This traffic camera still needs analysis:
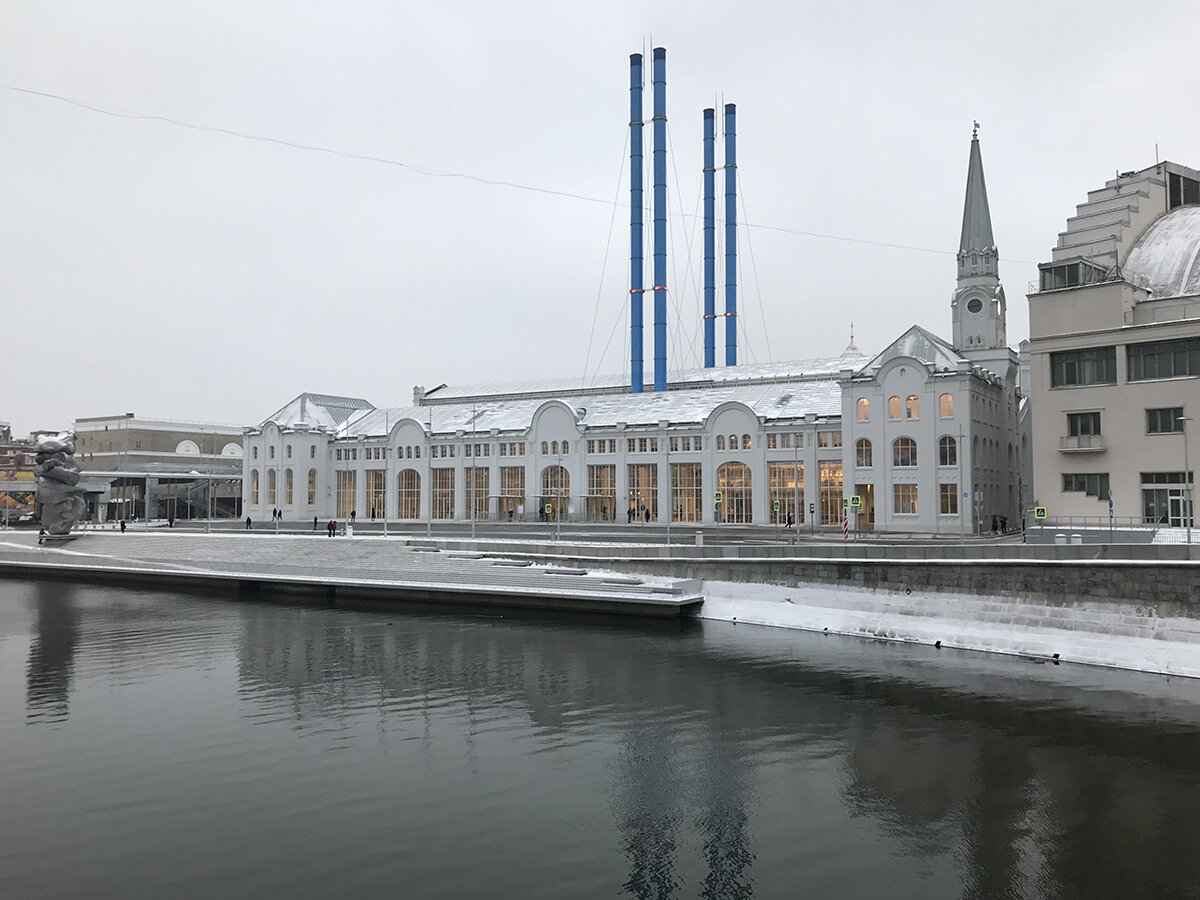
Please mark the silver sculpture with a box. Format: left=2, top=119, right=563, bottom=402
left=35, top=432, right=86, bottom=536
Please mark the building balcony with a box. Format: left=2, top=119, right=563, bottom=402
left=1059, top=434, right=1107, bottom=452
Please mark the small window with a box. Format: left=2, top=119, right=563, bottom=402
left=856, top=398, right=869, bottom=421
left=415, top=446, right=421, bottom=459
left=717, top=434, right=726, bottom=451
left=939, top=436, right=957, bottom=467
left=286, top=445, right=293, bottom=459
left=906, top=395, right=919, bottom=419
left=1067, top=412, right=1102, bottom=437
left=939, top=393, right=954, bottom=418
left=729, top=434, right=738, bottom=451
left=269, top=446, right=275, bottom=459
left=1147, top=407, right=1185, bottom=434
left=310, top=445, right=316, bottom=459
left=551, top=441, right=558, bottom=454
left=742, top=434, right=751, bottom=451
left=856, top=439, right=872, bottom=467
left=562, top=440, right=569, bottom=455
left=888, top=396, right=902, bottom=420
left=542, top=441, right=549, bottom=455
left=766, top=434, right=777, bottom=450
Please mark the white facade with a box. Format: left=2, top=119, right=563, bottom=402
left=1027, top=162, right=1200, bottom=526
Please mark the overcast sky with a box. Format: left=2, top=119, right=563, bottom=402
left=4, top=0, right=1198, bottom=436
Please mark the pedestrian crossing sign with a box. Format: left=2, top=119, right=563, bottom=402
left=849, top=495, right=862, bottom=508
left=1034, top=506, right=1047, bottom=520
left=773, top=500, right=780, bottom=511
left=714, top=491, right=723, bottom=503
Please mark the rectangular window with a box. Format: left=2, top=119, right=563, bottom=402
left=767, top=434, right=777, bottom=450
left=365, top=469, right=386, bottom=519
left=587, top=464, right=616, bottom=520
left=307, top=469, right=317, bottom=505
left=499, top=466, right=524, bottom=520
left=819, top=461, right=843, bottom=525
left=627, top=463, right=658, bottom=521
left=649, top=438, right=658, bottom=452
left=894, top=483, right=918, bottom=515
left=794, top=433, right=804, bottom=450
left=939, top=483, right=958, bottom=515
left=780, top=433, right=791, bottom=449
left=466, top=467, right=488, bottom=520
left=500, top=443, right=508, bottom=456
left=335, top=470, right=356, bottom=518
left=670, top=462, right=703, bottom=522
left=1147, top=407, right=1185, bottom=434
left=1067, top=411, right=1102, bottom=436
left=587, top=440, right=595, bottom=454
left=1062, top=472, right=1110, bottom=497
left=336, top=449, right=343, bottom=461
left=1128, top=338, right=1200, bottom=381
left=692, top=437, right=701, bottom=451
left=769, top=461, right=804, bottom=524
left=669, top=436, right=679, bottom=452
left=1050, top=346, right=1117, bottom=387
left=432, top=468, right=455, bottom=519
left=628, top=438, right=636, bottom=454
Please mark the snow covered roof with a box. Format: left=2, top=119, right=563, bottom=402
left=343, top=377, right=844, bottom=439
left=421, top=354, right=870, bottom=403
left=262, top=393, right=374, bottom=430
left=858, top=325, right=965, bottom=375
left=1124, top=205, right=1200, bottom=299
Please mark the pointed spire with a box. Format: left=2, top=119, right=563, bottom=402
left=959, top=123, right=995, bottom=254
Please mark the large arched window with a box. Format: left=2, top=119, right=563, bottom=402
left=716, top=434, right=726, bottom=451
left=284, top=468, right=294, bottom=505
left=717, top=462, right=752, bottom=523
left=939, top=436, right=957, bottom=467
left=397, top=469, right=420, bottom=519
left=250, top=469, right=260, bottom=505
left=267, top=469, right=277, bottom=505
left=888, top=396, right=902, bottom=420
left=893, top=437, right=918, bottom=467
left=540, top=465, right=570, bottom=520
left=856, top=438, right=873, bottom=468
left=856, top=398, right=870, bottom=421
left=939, top=393, right=954, bottom=417
left=307, top=468, right=317, bottom=505
left=906, top=395, right=920, bottom=419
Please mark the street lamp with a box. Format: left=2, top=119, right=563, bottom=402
left=1180, top=415, right=1192, bottom=553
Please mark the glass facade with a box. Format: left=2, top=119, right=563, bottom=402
left=717, top=462, right=751, bottom=524
left=397, top=469, right=420, bottom=519
left=819, top=461, right=843, bottom=525
left=499, top=466, right=524, bottom=520
left=365, top=469, right=386, bottom=519
left=627, top=463, right=657, bottom=521
left=540, top=465, right=569, bottom=520
left=432, top=468, right=455, bottom=519
left=466, top=467, right=489, bottom=520
left=587, top=464, right=616, bottom=521
left=670, top=462, right=702, bottom=522
left=768, top=461, right=803, bottom=524
left=335, top=470, right=355, bottom=518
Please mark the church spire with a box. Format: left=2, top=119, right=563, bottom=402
left=959, top=122, right=996, bottom=260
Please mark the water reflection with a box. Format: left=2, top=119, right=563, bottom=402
left=25, top=581, right=80, bottom=722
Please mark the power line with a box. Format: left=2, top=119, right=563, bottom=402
left=3, top=83, right=1042, bottom=265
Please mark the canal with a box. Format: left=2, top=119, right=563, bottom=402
left=2, top=578, right=1200, bottom=899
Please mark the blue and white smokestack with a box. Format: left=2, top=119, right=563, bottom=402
left=652, top=47, right=668, bottom=392
left=703, top=108, right=716, bottom=368
left=723, top=102, right=737, bottom=367
left=629, top=53, right=644, bottom=394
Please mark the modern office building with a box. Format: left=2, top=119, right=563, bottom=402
left=1027, top=161, right=1200, bottom=526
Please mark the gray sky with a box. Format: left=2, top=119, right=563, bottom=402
left=4, top=0, right=1198, bottom=436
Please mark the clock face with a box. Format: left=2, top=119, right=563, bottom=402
left=967, top=298, right=983, bottom=314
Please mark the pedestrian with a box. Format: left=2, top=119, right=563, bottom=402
left=508, top=508, right=514, bottom=522
left=991, top=514, right=998, bottom=534
left=327, top=519, right=336, bottom=537
left=786, top=512, right=794, bottom=529
left=644, top=508, right=650, bottom=523
left=120, top=519, right=127, bottom=534
left=245, top=516, right=251, bottom=530
left=1000, top=515, right=1008, bottom=534
left=627, top=507, right=634, bottom=524
left=168, top=514, right=174, bottom=528
left=313, top=516, right=318, bottom=531
left=350, top=510, right=356, bottom=525
left=370, top=506, right=376, bottom=521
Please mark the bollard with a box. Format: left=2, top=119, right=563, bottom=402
left=695, top=532, right=704, bottom=547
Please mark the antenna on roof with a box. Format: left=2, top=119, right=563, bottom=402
left=1155, top=142, right=1160, bottom=165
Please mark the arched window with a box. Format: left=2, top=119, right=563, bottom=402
left=717, top=462, right=752, bottom=524
left=267, top=469, right=277, bottom=505
left=541, top=441, right=549, bottom=455
left=415, top=446, right=421, bottom=459
left=939, top=436, right=957, bottom=467
left=906, top=395, right=919, bottom=419
left=252, top=446, right=258, bottom=460
left=888, top=396, right=901, bottom=420
left=175, top=440, right=200, bottom=455
left=716, top=434, right=726, bottom=451
left=856, top=398, right=870, bottom=421
left=269, top=445, right=275, bottom=459
left=309, top=445, right=316, bottom=459
left=551, top=441, right=559, bottom=455
left=397, top=469, right=420, bottom=519
left=284, top=468, right=294, bottom=505
left=406, top=446, right=412, bottom=459
left=893, top=437, right=918, bottom=467
left=856, top=438, right=873, bottom=467
left=307, top=468, right=317, bottom=505
left=251, top=469, right=260, bottom=504
left=729, top=434, right=739, bottom=451
left=939, top=393, right=954, bottom=417
left=286, top=444, right=293, bottom=459
left=742, top=434, right=752, bottom=451
left=562, top=440, right=569, bottom=455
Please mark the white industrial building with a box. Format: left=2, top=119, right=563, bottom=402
left=244, top=132, right=1026, bottom=533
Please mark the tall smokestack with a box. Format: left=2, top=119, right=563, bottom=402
left=703, top=108, right=716, bottom=368
left=629, top=54, right=644, bottom=393
left=724, top=103, right=737, bottom=366
left=652, top=47, right=668, bottom=392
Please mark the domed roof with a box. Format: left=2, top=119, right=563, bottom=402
left=1124, top=205, right=1200, bottom=298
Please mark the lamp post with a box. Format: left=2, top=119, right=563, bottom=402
left=1180, top=415, right=1192, bottom=553
left=792, top=427, right=800, bottom=546
left=383, top=410, right=389, bottom=538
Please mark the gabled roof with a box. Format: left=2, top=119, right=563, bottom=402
left=960, top=133, right=996, bottom=253
left=858, top=325, right=966, bottom=375
left=262, top=393, right=374, bottom=430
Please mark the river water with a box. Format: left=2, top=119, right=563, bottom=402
left=3, top=579, right=1200, bottom=899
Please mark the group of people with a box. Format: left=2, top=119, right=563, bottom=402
left=991, top=514, right=1009, bottom=534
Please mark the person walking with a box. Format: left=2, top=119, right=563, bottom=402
left=313, top=515, right=318, bottom=531
left=245, top=516, right=251, bottom=531
left=327, top=519, right=336, bottom=537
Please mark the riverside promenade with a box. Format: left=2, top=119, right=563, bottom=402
left=0, top=530, right=703, bottom=618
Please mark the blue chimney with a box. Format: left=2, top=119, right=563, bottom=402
left=629, top=54, right=644, bottom=393
left=703, top=108, right=716, bottom=368
left=652, top=47, right=668, bottom=392
left=723, top=103, right=737, bottom=367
